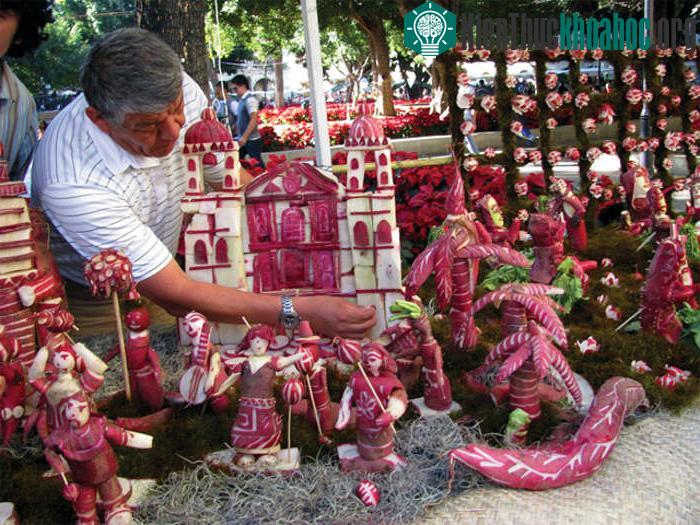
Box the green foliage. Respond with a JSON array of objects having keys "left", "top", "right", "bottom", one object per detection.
[
  {"left": 678, "top": 303, "right": 700, "bottom": 350},
  {"left": 8, "top": 0, "right": 134, "bottom": 92},
  {"left": 480, "top": 248, "right": 533, "bottom": 290},
  {"left": 681, "top": 223, "right": 700, "bottom": 263},
  {"left": 552, "top": 257, "right": 584, "bottom": 314},
  {"left": 426, "top": 224, "right": 447, "bottom": 245}
]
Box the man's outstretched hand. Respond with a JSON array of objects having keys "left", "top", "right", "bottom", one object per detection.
[{"left": 296, "top": 296, "right": 376, "bottom": 339}]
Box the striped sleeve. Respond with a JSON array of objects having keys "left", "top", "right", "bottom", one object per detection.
[{"left": 40, "top": 183, "right": 173, "bottom": 283}]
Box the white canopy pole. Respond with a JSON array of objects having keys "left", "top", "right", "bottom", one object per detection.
[{"left": 301, "top": 0, "right": 332, "bottom": 168}]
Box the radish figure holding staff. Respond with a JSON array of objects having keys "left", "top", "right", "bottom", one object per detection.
[
  {"left": 84, "top": 249, "right": 140, "bottom": 402},
  {"left": 336, "top": 342, "right": 408, "bottom": 473}
]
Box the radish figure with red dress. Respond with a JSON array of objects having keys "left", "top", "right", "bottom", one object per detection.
[
  {"left": 548, "top": 177, "right": 587, "bottom": 251},
  {"left": 44, "top": 391, "right": 153, "bottom": 525},
  {"left": 105, "top": 307, "right": 163, "bottom": 412},
  {"left": 0, "top": 326, "right": 25, "bottom": 446},
  {"left": 223, "top": 324, "right": 305, "bottom": 470},
  {"left": 336, "top": 343, "right": 408, "bottom": 473}
]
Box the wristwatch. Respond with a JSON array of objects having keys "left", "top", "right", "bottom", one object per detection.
[{"left": 279, "top": 295, "right": 301, "bottom": 330}]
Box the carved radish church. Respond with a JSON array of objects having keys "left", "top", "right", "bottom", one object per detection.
[{"left": 179, "top": 108, "right": 403, "bottom": 344}]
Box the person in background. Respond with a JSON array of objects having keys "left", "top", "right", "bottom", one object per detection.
[
  {"left": 0, "top": 0, "right": 53, "bottom": 180},
  {"left": 230, "top": 74, "right": 265, "bottom": 168},
  {"left": 31, "top": 29, "right": 375, "bottom": 339},
  {"left": 213, "top": 83, "right": 230, "bottom": 126}
]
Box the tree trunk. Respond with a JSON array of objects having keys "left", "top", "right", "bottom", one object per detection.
[
  {"left": 354, "top": 16, "right": 395, "bottom": 116},
  {"left": 274, "top": 52, "right": 284, "bottom": 108},
  {"left": 136, "top": 0, "right": 210, "bottom": 93}
]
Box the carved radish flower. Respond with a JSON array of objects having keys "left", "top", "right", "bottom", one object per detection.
[
  {"left": 562, "top": 92, "right": 572, "bottom": 104},
  {"left": 511, "top": 95, "right": 532, "bottom": 115},
  {"left": 636, "top": 48, "right": 647, "bottom": 59},
  {"left": 579, "top": 73, "right": 589, "bottom": 85},
  {"left": 642, "top": 90, "right": 653, "bottom": 103},
  {"left": 591, "top": 48, "right": 604, "bottom": 60},
  {"left": 582, "top": 118, "right": 597, "bottom": 134},
  {"left": 621, "top": 66, "right": 637, "bottom": 85},
  {"left": 600, "top": 272, "right": 620, "bottom": 287},
  {"left": 647, "top": 137, "right": 660, "bottom": 150},
  {"left": 676, "top": 46, "right": 688, "bottom": 58},
  {"left": 625, "top": 88, "right": 642, "bottom": 104},
  {"left": 504, "top": 48, "right": 521, "bottom": 64},
  {"left": 566, "top": 147, "right": 580, "bottom": 161},
  {"left": 631, "top": 360, "right": 652, "bottom": 374},
  {"left": 656, "top": 118, "right": 668, "bottom": 131},
  {"left": 356, "top": 480, "right": 380, "bottom": 507},
  {"left": 625, "top": 121, "right": 636, "bottom": 134},
  {"left": 457, "top": 72, "right": 469, "bottom": 86},
  {"left": 670, "top": 95, "right": 681, "bottom": 108},
  {"left": 510, "top": 121, "right": 524, "bottom": 135},
  {"left": 598, "top": 104, "right": 616, "bottom": 125},
  {"left": 513, "top": 147, "right": 528, "bottom": 164},
  {"left": 691, "top": 111, "right": 700, "bottom": 122},
  {"left": 689, "top": 86, "right": 700, "bottom": 100},
  {"left": 587, "top": 170, "right": 600, "bottom": 183},
  {"left": 660, "top": 86, "right": 671, "bottom": 96},
  {"left": 596, "top": 294, "right": 608, "bottom": 305},
  {"left": 662, "top": 158, "right": 673, "bottom": 171},
  {"left": 657, "top": 103, "right": 667, "bottom": 115},
  {"left": 463, "top": 157, "right": 479, "bottom": 172},
  {"left": 569, "top": 48, "right": 586, "bottom": 61},
  {"left": 516, "top": 209, "right": 529, "bottom": 222},
  {"left": 547, "top": 151, "right": 562, "bottom": 165},
  {"left": 544, "top": 72, "right": 558, "bottom": 90},
  {"left": 601, "top": 141, "right": 616, "bottom": 155},
  {"left": 622, "top": 137, "right": 638, "bottom": 152},
  {"left": 576, "top": 336, "right": 600, "bottom": 355},
  {"left": 514, "top": 181, "right": 529, "bottom": 197},
  {"left": 601, "top": 258, "right": 613, "bottom": 268},
  {"left": 528, "top": 150, "right": 542, "bottom": 164},
  {"left": 574, "top": 92, "right": 590, "bottom": 109},
  {"left": 664, "top": 132, "right": 683, "bottom": 151},
  {"left": 655, "top": 63, "right": 666, "bottom": 77},
  {"left": 481, "top": 95, "right": 496, "bottom": 113},
  {"left": 484, "top": 147, "right": 496, "bottom": 159},
  {"left": 605, "top": 305, "right": 621, "bottom": 321},
  {"left": 505, "top": 75, "right": 517, "bottom": 88},
  {"left": 586, "top": 147, "right": 602, "bottom": 163},
  {"left": 545, "top": 92, "right": 564, "bottom": 111},
  {"left": 546, "top": 118, "right": 558, "bottom": 130}
]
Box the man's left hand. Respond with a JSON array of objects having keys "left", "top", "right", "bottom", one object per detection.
[{"left": 238, "top": 136, "right": 248, "bottom": 147}]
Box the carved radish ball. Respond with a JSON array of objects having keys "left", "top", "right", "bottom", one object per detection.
[
  {"left": 84, "top": 248, "right": 137, "bottom": 298},
  {"left": 294, "top": 347, "right": 316, "bottom": 374},
  {"left": 335, "top": 338, "right": 362, "bottom": 365},
  {"left": 282, "top": 378, "right": 304, "bottom": 405},
  {"left": 356, "top": 480, "right": 380, "bottom": 507}
]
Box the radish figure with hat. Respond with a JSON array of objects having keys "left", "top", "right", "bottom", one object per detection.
[
  {"left": 221, "top": 324, "right": 306, "bottom": 470},
  {"left": 294, "top": 320, "right": 334, "bottom": 443},
  {"left": 44, "top": 390, "right": 153, "bottom": 525},
  {"left": 29, "top": 340, "right": 107, "bottom": 443},
  {"left": 336, "top": 342, "right": 408, "bottom": 473},
  {"left": 104, "top": 306, "right": 164, "bottom": 412}
]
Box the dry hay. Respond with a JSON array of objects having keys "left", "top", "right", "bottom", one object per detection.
[{"left": 135, "top": 415, "right": 484, "bottom": 525}]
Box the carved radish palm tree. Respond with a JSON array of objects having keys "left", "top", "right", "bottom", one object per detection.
[
  {"left": 471, "top": 283, "right": 581, "bottom": 438},
  {"left": 404, "top": 174, "right": 530, "bottom": 350}
]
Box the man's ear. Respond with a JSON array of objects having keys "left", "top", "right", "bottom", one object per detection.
[{"left": 85, "top": 107, "right": 113, "bottom": 135}]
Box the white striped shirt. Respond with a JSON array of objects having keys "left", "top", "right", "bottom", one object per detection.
[
  {"left": 31, "top": 73, "right": 224, "bottom": 286},
  {"left": 0, "top": 61, "right": 38, "bottom": 180}
]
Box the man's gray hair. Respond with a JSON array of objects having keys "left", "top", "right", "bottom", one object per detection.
[{"left": 80, "top": 28, "right": 183, "bottom": 124}]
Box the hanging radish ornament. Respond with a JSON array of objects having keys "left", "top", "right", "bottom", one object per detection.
[
  {"left": 281, "top": 378, "right": 305, "bottom": 462},
  {"left": 84, "top": 249, "right": 140, "bottom": 401}
]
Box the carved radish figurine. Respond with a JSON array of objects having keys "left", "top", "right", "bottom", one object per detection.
[
  {"left": 449, "top": 377, "right": 648, "bottom": 490},
  {"left": 404, "top": 170, "right": 530, "bottom": 349},
  {"left": 84, "top": 249, "right": 140, "bottom": 401}
]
